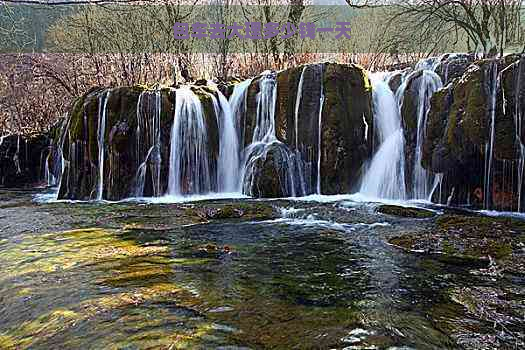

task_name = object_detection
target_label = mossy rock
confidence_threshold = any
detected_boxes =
[320,63,373,194]
[388,234,420,250]
[377,205,435,218]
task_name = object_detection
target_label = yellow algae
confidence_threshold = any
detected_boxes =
[0,335,17,349]
[0,225,216,348]
[353,64,372,92]
[15,288,32,297]
[3,282,196,349]
[0,227,173,282]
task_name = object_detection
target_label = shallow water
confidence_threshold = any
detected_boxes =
[0,189,523,349]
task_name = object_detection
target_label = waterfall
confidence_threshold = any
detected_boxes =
[515,57,524,211]
[168,86,211,196]
[363,57,443,201]
[229,78,252,149]
[239,71,302,197]
[483,61,499,209]
[316,68,325,195]
[96,91,110,200]
[295,67,306,149]
[253,71,278,143]
[360,73,407,199]
[239,72,278,194]
[44,153,56,186]
[412,70,443,199]
[135,90,162,197]
[212,90,240,192]
[55,115,70,194]
[293,67,308,196]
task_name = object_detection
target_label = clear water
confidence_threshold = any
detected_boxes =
[1,189,524,349]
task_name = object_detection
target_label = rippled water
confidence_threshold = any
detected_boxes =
[0,189,523,349]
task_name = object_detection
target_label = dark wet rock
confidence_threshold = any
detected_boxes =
[422,55,525,210]
[190,202,275,221]
[194,243,236,259]
[445,286,525,349]
[194,78,208,86]
[321,63,373,194]
[203,206,244,219]
[388,68,410,93]
[0,134,49,188]
[56,85,224,200]
[242,142,296,198]
[434,53,477,85]
[216,76,243,99]
[243,63,373,197]
[377,204,435,218]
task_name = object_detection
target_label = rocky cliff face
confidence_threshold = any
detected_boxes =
[242,63,373,196]
[45,62,373,200]
[7,56,523,211]
[422,54,525,210]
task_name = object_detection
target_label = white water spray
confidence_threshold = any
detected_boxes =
[168,87,211,195]
[360,73,407,199]
[96,91,110,200]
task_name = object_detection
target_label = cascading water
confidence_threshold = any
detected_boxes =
[483,61,499,209]
[239,71,303,197]
[96,91,110,200]
[211,90,240,193]
[363,58,443,201]
[293,66,308,196]
[134,90,162,197]
[168,86,212,196]
[412,70,443,199]
[229,78,252,150]
[515,57,524,211]
[253,72,278,143]
[239,72,278,194]
[360,73,407,199]
[316,68,325,195]
[295,66,306,149]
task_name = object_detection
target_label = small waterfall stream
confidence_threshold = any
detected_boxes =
[229,78,252,149]
[168,87,211,196]
[135,90,162,197]
[412,70,443,199]
[483,61,500,209]
[360,73,406,199]
[515,58,524,211]
[212,90,240,193]
[239,72,280,195]
[316,69,325,195]
[96,91,110,200]
[295,66,306,149]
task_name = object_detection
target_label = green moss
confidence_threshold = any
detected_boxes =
[354,64,372,92]
[377,205,435,218]
[464,241,512,260]
[388,235,418,250]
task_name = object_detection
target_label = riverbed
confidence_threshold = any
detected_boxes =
[0,189,524,349]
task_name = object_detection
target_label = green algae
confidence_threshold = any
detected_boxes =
[377,204,435,218]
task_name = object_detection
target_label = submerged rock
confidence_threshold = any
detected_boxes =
[377,204,435,218]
